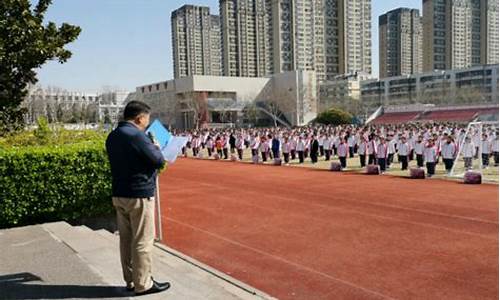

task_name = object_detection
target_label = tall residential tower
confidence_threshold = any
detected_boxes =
[171,5,222,78]
[423,0,499,71]
[219,0,274,77]
[379,8,423,78]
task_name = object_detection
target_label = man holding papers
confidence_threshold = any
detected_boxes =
[105,101,171,296]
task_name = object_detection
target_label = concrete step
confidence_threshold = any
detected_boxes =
[42,222,275,300]
[1,223,129,300]
[94,228,275,300]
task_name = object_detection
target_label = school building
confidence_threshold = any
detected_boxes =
[135,70,318,129]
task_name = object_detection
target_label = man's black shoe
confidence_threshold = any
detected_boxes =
[135,280,170,296]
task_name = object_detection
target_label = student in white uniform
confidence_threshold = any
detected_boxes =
[424,139,437,177]
[250,135,260,158]
[461,136,475,171]
[296,136,305,164]
[441,135,457,175]
[387,136,397,168]
[358,136,367,167]
[318,134,325,157]
[493,133,499,167]
[481,134,491,168]
[290,136,297,160]
[235,134,245,160]
[260,136,269,162]
[337,138,348,169]
[282,136,291,163]
[347,134,356,158]
[367,135,377,165]
[323,135,332,161]
[397,136,410,170]
[376,137,388,173]
[205,136,214,157]
[414,136,425,168]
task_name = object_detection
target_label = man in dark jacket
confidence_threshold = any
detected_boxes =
[310,135,319,163]
[271,135,280,159]
[229,132,236,154]
[105,101,170,296]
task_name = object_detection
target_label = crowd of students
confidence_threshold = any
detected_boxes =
[176,122,499,177]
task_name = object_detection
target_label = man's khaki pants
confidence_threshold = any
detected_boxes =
[112,197,155,293]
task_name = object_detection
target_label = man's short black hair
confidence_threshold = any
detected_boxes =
[123,101,151,120]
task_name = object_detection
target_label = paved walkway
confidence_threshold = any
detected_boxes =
[0,222,275,300]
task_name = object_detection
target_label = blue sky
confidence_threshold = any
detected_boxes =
[36,0,421,92]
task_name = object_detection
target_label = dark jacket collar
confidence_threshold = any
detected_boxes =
[118,121,141,131]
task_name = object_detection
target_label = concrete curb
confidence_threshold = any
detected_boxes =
[154,243,278,300]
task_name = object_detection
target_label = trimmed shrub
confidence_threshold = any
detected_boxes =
[315,108,353,125]
[0,140,113,228]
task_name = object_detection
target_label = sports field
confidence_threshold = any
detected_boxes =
[159,158,498,300]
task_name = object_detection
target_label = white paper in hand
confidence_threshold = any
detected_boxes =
[161,136,189,163]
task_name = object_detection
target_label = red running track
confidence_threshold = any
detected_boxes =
[159,158,498,300]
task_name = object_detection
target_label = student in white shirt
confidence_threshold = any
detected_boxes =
[461,136,475,170]
[323,135,332,161]
[260,136,269,162]
[481,134,491,168]
[235,134,245,160]
[367,135,377,165]
[387,136,397,168]
[347,134,356,158]
[282,136,291,164]
[205,136,214,157]
[493,133,499,167]
[377,137,388,173]
[441,135,457,175]
[337,138,348,169]
[414,136,425,168]
[296,136,305,163]
[250,135,260,158]
[318,134,325,157]
[397,136,410,170]
[358,136,367,167]
[290,136,297,160]
[424,139,437,177]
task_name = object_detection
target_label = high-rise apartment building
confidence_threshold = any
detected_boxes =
[219,0,274,77]
[481,0,499,65]
[272,0,327,82]
[379,8,423,78]
[171,5,222,78]
[339,0,372,75]
[423,0,499,72]
[172,0,373,82]
[219,0,372,82]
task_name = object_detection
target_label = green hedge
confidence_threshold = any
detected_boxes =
[0,141,113,228]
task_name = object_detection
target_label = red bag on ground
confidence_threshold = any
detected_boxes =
[330,162,342,171]
[366,164,380,175]
[410,168,425,179]
[464,171,482,184]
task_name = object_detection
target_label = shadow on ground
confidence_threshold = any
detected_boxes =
[0,272,129,299]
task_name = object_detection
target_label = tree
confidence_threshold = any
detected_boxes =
[70,103,81,123]
[263,88,294,127]
[315,107,353,125]
[0,0,81,134]
[103,108,112,124]
[183,92,206,129]
[56,104,65,123]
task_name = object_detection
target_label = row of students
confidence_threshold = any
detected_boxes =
[179,124,499,172]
